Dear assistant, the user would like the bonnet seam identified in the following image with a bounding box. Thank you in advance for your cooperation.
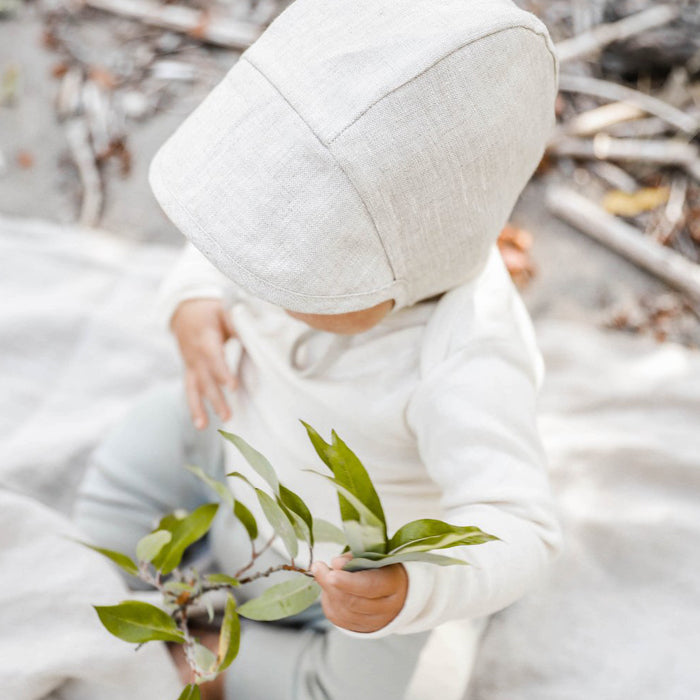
[241,56,402,287]
[327,23,558,145]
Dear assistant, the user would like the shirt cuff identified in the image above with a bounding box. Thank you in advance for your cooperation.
[152,286,226,331]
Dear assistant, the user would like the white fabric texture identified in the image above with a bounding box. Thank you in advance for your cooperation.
[2,216,700,697]
[158,243,561,639]
[149,0,557,313]
[0,490,183,700]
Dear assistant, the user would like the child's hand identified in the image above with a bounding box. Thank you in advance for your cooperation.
[312,554,408,633]
[170,299,238,429]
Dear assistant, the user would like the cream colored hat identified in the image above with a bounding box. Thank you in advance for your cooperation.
[149,0,557,314]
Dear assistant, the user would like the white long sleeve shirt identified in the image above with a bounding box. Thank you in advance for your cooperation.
[156,242,561,638]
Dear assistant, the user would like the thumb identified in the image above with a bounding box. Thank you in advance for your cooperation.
[330,553,353,571]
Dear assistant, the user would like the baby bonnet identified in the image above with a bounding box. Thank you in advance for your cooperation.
[149,0,557,313]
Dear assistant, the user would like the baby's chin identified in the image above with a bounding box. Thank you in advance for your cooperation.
[285,299,395,335]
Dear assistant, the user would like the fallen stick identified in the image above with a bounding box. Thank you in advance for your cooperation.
[545,184,700,303]
[555,4,679,63]
[557,74,699,136]
[561,101,645,137]
[548,135,700,181]
[82,0,263,50]
[65,118,103,227]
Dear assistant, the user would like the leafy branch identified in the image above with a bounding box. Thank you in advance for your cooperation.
[84,423,498,698]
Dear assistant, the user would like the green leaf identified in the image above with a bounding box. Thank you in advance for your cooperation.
[194,642,218,671]
[152,503,219,575]
[302,424,386,539]
[256,489,298,559]
[220,431,279,494]
[237,575,321,621]
[205,573,240,587]
[388,519,498,554]
[186,464,234,509]
[342,519,386,556]
[300,421,334,469]
[136,530,172,563]
[279,485,314,547]
[342,551,471,571]
[312,518,347,546]
[306,472,386,554]
[94,601,185,644]
[217,594,241,671]
[156,511,186,532]
[328,430,386,530]
[233,499,258,541]
[79,542,138,577]
[177,685,201,700]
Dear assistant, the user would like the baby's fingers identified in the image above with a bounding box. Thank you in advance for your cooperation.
[210,347,238,392]
[185,371,208,430]
[200,372,232,423]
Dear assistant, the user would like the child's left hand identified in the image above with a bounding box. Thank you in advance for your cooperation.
[312,555,408,633]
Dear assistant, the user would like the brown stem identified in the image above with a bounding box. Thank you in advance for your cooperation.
[238,563,313,585]
[233,533,276,579]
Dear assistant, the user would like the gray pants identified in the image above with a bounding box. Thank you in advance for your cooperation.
[73,382,428,700]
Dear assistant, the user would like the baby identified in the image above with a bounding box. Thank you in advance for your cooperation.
[75,0,561,698]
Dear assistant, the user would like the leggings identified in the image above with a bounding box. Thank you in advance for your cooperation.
[73,381,430,700]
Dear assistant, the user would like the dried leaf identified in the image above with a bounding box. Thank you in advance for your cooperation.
[603,187,670,217]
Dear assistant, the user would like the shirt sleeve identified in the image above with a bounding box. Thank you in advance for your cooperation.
[353,333,562,639]
[154,242,241,329]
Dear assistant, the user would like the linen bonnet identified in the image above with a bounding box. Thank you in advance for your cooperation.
[149,0,557,314]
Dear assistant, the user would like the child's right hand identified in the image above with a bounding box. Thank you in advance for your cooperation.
[170,299,238,429]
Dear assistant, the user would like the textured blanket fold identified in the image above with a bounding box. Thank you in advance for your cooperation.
[2,215,699,699]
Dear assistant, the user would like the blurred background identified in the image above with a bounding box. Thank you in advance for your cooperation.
[2,0,700,343]
[3,3,700,698]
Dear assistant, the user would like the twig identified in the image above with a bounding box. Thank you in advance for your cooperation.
[238,563,313,585]
[548,135,700,180]
[557,74,699,136]
[561,101,645,137]
[588,161,638,193]
[234,533,276,579]
[64,118,103,227]
[555,4,679,63]
[82,0,264,50]
[545,185,700,304]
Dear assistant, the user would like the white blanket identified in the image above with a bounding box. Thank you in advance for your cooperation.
[1,215,699,699]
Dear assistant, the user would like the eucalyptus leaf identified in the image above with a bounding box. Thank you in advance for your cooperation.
[237,575,321,621]
[233,499,258,541]
[152,503,219,575]
[300,421,334,469]
[217,595,241,671]
[220,431,279,493]
[79,542,138,577]
[328,430,386,531]
[342,551,471,571]
[312,518,347,546]
[94,601,185,644]
[191,643,219,683]
[206,573,240,587]
[279,485,314,547]
[388,519,498,554]
[136,530,172,564]
[306,472,386,554]
[177,684,201,700]
[342,519,387,557]
[155,511,186,532]
[186,464,235,509]
[256,489,298,559]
